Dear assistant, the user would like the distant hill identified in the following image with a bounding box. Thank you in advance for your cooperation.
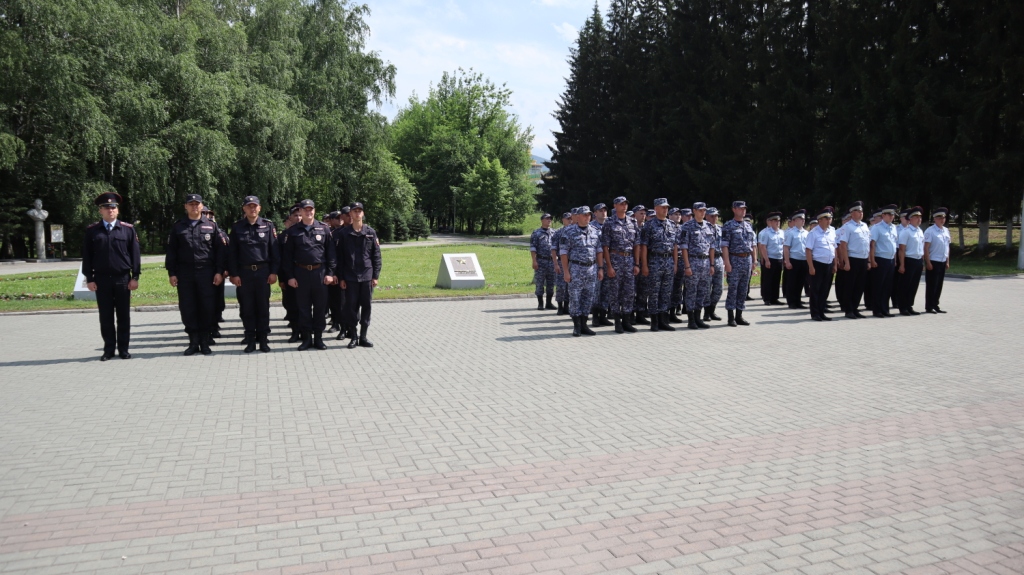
[531,155,549,164]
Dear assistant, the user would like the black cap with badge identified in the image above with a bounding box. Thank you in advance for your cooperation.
[185,194,203,204]
[297,199,315,209]
[95,192,122,207]
[349,202,364,211]
[243,195,260,206]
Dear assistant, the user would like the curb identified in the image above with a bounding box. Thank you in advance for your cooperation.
[0,293,536,317]
[946,273,1023,280]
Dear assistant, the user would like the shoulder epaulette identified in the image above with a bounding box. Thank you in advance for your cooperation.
[87,222,102,229]
[120,222,134,227]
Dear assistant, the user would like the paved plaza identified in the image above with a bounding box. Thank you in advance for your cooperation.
[0,276,1022,574]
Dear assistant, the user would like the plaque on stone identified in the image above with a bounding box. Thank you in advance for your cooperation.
[435,253,485,289]
[73,264,96,301]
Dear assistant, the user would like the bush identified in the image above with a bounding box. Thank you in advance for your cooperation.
[374,214,394,242]
[409,210,430,240]
[393,212,410,242]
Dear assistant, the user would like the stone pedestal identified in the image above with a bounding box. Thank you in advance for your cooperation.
[436,253,485,289]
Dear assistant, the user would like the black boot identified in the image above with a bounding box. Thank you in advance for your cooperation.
[297,332,312,351]
[557,301,568,316]
[650,313,660,331]
[240,332,253,346]
[537,295,544,310]
[572,316,581,337]
[288,329,300,343]
[668,310,683,324]
[336,327,347,340]
[183,333,200,356]
[634,312,650,325]
[613,313,623,334]
[708,305,722,321]
[258,334,271,353]
[687,311,698,330]
[735,311,750,326]
[199,333,213,355]
[347,333,359,348]
[658,312,676,331]
[728,310,737,327]
[591,312,600,328]
[580,315,596,335]
[358,326,374,348]
[244,333,257,353]
[695,312,710,329]
[313,331,327,350]
[622,313,637,333]
[546,294,557,310]
[597,310,613,327]
[212,328,222,339]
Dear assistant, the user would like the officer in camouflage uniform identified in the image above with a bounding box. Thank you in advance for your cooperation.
[550,211,573,315]
[639,198,679,332]
[589,203,612,327]
[631,204,650,325]
[601,196,640,334]
[560,206,604,336]
[721,200,758,326]
[530,213,557,310]
[668,208,685,322]
[678,202,716,330]
[705,207,725,321]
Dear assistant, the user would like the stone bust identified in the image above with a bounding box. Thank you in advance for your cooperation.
[26,198,48,222]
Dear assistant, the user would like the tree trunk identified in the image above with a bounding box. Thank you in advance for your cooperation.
[977,201,990,250]
[957,212,964,249]
[1018,192,1024,270]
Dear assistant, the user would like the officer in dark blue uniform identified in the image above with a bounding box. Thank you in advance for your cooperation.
[335,202,383,349]
[82,192,141,361]
[279,205,301,342]
[166,194,226,356]
[202,208,228,341]
[228,195,279,353]
[281,199,337,351]
[325,210,343,335]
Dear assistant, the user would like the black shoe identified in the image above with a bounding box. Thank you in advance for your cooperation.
[313,332,327,350]
[735,311,750,326]
[591,313,600,328]
[771,300,784,305]
[119,352,132,359]
[326,324,336,334]
[287,331,300,343]
[614,314,623,334]
[297,333,312,351]
[347,337,360,348]
[658,313,676,331]
[546,295,557,310]
[821,315,833,321]
[935,307,946,314]
[899,309,911,316]
[100,353,114,362]
[746,295,755,301]
[580,315,596,336]
[728,310,737,327]
[812,315,823,321]
[909,309,920,316]
[622,314,637,333]
[259,335,271,353]
[650,314,660,331]
[854,312,867,318]
[358,337,374,348]
[845,312,858,319]
[597,311,613,327]
[873,312,887,318]
[212,329,222,339]
[695,314,710,329]
[687,312,698,330]
[634,312,650,325]
[537,295,545,310]
[336,330,347,340]
[199,333,213,355]
[557,302,568,316]
[184,334,200,356]
[668,312,683,324]
[708,305,722,321]
[240,333,253,346]
[244,340,257,353]
[572,316,581,337]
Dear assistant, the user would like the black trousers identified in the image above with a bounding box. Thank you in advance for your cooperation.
[176,266,216,334]
[834,267,847,310]
[864,265,875,311]
[95,274,132,354]
[784,260,809,307]
[345,280,374,330]
[872,258,895,315]
[891,260,901,311]
[215,278,226,322]
[761,258,783,303]
[237,265,271,335]
[898,257,924,311]
[294,267,327,333]
[925,260,947,311]
[809,260,834,319]
[844,257,869,312]
[281,280,295,328]
[327,283,343,327]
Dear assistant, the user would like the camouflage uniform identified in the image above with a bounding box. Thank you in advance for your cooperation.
[551,227,568,304]
[589,219,605,313]
[722,218,757,312]
[559,224,601,317]
[530,226,555,297]
[639,217,678,316]
[679,218,715,312]
[601,215,639,316]
[708,221,725,307]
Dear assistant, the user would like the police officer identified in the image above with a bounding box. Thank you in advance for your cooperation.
[530,213,557,310]
[757,212,786,305]
[200,208,228,341]
[601,196,640,334]
[82,192,141,360]
[892,207,911,311]
[331,206,355,341]
[805,206,838,321]
[838,201,871,318]
[864,207,884,311]
[281,199,337,350]
[336,202,382,349]
[639,198,678,332]
[720,201,757,326]
[668,208,686,322]
[166,194,226,355]
[590,204,612,327]
[678,202,715,330]
[631,204,650,325]
[923,207,951,314]
[279,205,302,342]
[869,204,899,317]
[782,209,809,309]
[228,195,279,353]
[550,211,573,315]
[897,206,926,315]
[560,206,604,336]
[704,207,725,321]
[325,210,343,334]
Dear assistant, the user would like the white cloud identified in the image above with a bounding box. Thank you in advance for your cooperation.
[552,22,578,42]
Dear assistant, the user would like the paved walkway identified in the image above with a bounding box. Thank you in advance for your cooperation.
[0,276,1022,574]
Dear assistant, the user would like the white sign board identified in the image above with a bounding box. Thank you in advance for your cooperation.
[50,225,64,243]
[436,253,485,289]
[73,265,96,301]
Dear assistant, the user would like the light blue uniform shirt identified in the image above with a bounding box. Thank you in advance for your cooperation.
[783,226,807,261]
[870,222,899,259]
[899,225,925,259]
[757,227,785,259]
[923,225,951,262]
[805,225,836,264]
[840,220,871,259]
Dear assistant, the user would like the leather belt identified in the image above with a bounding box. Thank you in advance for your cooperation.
[729,252,751,257]
[296,263,321,270]
[570,260,594,266]
[649,252,672,257]
[689,254,709,259]
[244,263,268,271]
[610,250,633,257]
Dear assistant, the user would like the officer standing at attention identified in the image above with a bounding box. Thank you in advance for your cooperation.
[560,206,604,336]
[200,208,228,342]
[325,210,343,335]
[639,198,679,332]
[589,204,613,328]
[630,204,650,325]
[704,207,725,321]
[757,212,786,305]
[668,208,686,322]
[82,192,141,361]
[782,210,809,309]
[868,204,899,317]
[923,208,951,314]
[897,206,926,315]
[678,202,715,330]
[601,196,640,334]
[720,201,757,326]
[550,212,572,316]
[279,205,301,342]
[892,207,910,311]
[166,194,226,355]
[837,202,871,318]
[336,202,382,349]
[334,206,353,340]
[228,195,279,353]
[530,213,557,310]
[281,199,336,350]
[804,207,838,321]
[863,207,884,311]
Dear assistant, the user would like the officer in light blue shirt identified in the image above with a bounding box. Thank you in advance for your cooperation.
[869,204,899,317]
[923,207,952,314]
[782,209,809,309]
[897,206,926,315]
[757,212,786,305]
[804,206,837,321]
[838,201,872,318]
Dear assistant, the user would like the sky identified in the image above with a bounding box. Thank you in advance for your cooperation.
[364,0,611,160]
